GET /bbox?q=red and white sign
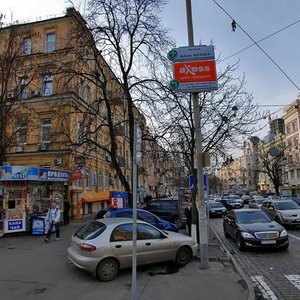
[174,60,217,83]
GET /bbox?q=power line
[219,19,300,63]
[212,0,300,91]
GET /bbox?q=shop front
[0,166,70,235]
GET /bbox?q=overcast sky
[2,0,300,139]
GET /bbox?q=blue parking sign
[189,174,207,192]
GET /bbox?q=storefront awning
[82,191,110,203]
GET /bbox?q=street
[210,216,300,300]
[0,219,248,300]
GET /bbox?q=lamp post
[185,0,208,269]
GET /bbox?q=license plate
[261,240,276,245]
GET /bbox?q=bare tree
[258,138,287,196]
[0,22,39,164]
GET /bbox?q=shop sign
[71,169,83,181]
[40,169,70,181]
[8,220,23,231]
[0,166,70,182]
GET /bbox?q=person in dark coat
[63,200,70,225]
[184,202,192,236]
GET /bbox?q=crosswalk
[250,274,300,300]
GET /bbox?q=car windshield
[74,221,106,240]
[275,201,300,210]
[236,211,271,224]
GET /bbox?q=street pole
[185,0,209,269]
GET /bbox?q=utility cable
[212,0,300,91]
[219,18,300,63]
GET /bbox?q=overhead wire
[219,18,300,63]
[212,0,300,91]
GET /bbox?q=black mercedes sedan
[223,209,289,251]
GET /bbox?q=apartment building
[0,8,173,235]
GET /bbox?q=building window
[46,33,56,52]
[98,171,103,188]
[43,74,53,96]
[19,77,29,99]
[16,124,27,144]
[292,121,297,133]
[290,170,295,179]
[23,37,32,55]
[41,119,51,142]
[297,169,300,178]
[85,168,90,188]
[286,125,291,135]
[294,136,299,148]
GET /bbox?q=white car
[68,218,198,281]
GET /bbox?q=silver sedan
[68,218,197,281]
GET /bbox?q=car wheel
[223,227,230,238]
[236,234,246,251]
[96,258,119,282]
[175,246,192,266]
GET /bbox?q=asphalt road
[209,216,300,300]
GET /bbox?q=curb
[210,224,256,300]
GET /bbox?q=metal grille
[254,231,279,239]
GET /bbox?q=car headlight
[240,232,255,239]
[280,230,288,237]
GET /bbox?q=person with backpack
[44,200,61,242]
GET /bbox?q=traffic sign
[168,45,215,62]
[189,174,207,192]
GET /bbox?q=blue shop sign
[8,220,23,230]
[0,166,69,182]
[111,191,127,198]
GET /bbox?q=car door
[261,201,270,216]
[224,211,236,238]
[137,211,158,228]
[267,202,277,219]
[137,223,174,265]
[110,223,143,268]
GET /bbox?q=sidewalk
[0,217,252,300]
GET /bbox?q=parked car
[94,208,178,232]
[220,198,244,210]
[208,201,226,217]
[291,196,300,206]
[241,195,250,205]
[67,218,197,281]
[144,199,180,224]
[261,199,300,226]
[248,197,265,209]
[223,209,289,251]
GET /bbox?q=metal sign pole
[132,123,137,300]
[185,0,209,269]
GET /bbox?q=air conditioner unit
[3,161,11,166]
[13,146,23,153]
[37,143,47,151]
[7,92,15,99]
[31,90,40,97]
[53,158,62,166]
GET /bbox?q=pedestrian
[184,202,192,236]
[63,200,70,225]
[44,200,61,242]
